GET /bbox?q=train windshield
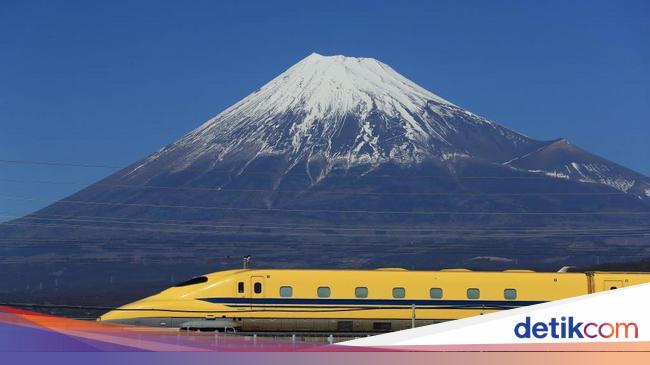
[174,276,208,287]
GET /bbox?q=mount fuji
[2,53,650,297]
[119,53,650,197]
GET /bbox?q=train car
[98,268,650,333]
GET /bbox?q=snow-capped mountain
[119,53,648,198]
[2,53,650,294]
[127,53,544,182]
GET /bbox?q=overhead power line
[2,220,649,240]
[1,233,649,255]
[2,213,650,234]
[4,211,648,230]
[2,195,649,216]
[0,158,602,181]
[0,178,633,196]
[0,159,122,169]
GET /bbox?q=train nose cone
[96,294,185,328]
[97,309,125,324]
[97,297,159,326]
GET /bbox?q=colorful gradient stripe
[2,305,650,357]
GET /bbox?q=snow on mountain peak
[219,52,455,121]
[134,53,537,176]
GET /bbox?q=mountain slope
[506,138,650,197]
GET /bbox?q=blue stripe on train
[197,297,545,307]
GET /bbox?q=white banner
[342,282,650,346]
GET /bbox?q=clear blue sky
[1,0,649,219]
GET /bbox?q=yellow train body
[98,268,650,332]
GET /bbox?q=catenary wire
[2,195,649,216]
[2,213,650,235]
[0,178,635,196]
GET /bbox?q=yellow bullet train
[98,268,650,332]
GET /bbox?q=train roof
[202,268,650,276]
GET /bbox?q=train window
[467,288,480,299]
[237,282,244,294]
[430,288,443,299]
[279,286,293,297]
[355,287,368,298]
[504,288,517,300]
[317,287,331,298]
[254,282,262,294]
[174,276,208,287]
[392,287,405,298]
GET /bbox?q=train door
[250,275,266,310]
[603,280,624,290]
